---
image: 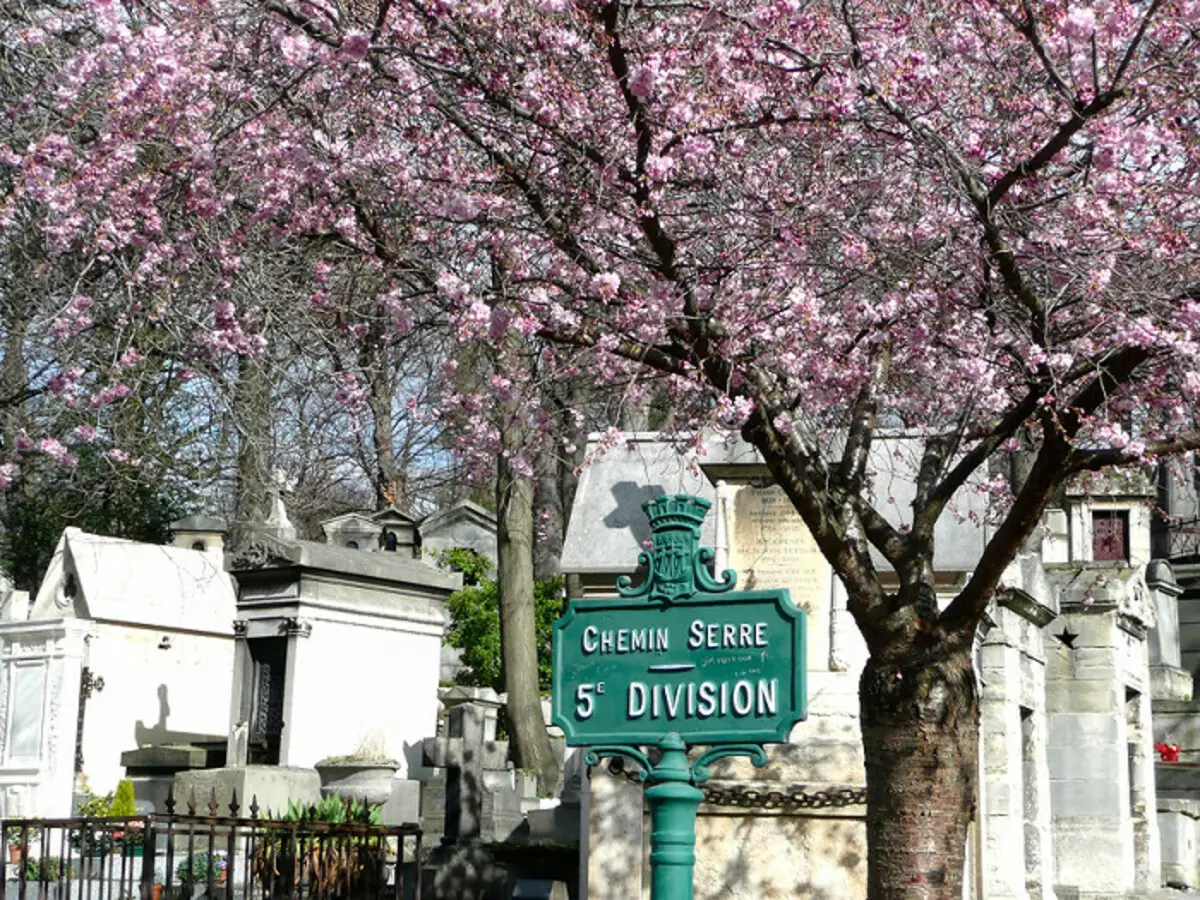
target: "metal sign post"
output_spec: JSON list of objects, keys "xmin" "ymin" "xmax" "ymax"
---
[{"xmin": 552, "ymin": 494, "xmax": 807, "ymax": 900}]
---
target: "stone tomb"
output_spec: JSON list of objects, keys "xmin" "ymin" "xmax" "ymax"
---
[
  {"xmin": 419, "ymin": 501, "xmax": 498, "ymax": 569},
  {"xmin": 224, "ymin": 532, "xmax": 459, "ymax": 778},
  {"xmin": 0, "ymin": 527, "xmax": 236, "ymax": 817}
]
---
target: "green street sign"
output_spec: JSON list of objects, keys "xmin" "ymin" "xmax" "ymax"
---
[
  {"xmin": 552, "ymin": 493, "xmax": 810, "ymax": 900},
  {"xmin": 551, "ymin": 494, "xmax": 807, "ymax": 746},
  {"xmin": 552, "ymin": 588, "xmax": 806, "ymax": 745}
]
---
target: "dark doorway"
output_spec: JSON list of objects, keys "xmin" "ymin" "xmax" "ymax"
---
[{"xmin": 247, "ymin": 638, "xmax": 288, "ymax": 765}]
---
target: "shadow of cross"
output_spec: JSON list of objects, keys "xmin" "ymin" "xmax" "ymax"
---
[{"xmin": 422, "ymin": 701, "xmax": 518, "ymax": 843}]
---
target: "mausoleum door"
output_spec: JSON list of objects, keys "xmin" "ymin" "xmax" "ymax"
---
[{"xmin": 247, "ymin": 638, "xmax": 287, "ymax": 765}]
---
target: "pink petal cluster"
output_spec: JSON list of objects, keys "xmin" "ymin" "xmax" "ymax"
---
[{"xmin": 2, "ymin": 0, "xmax": 1199, "ymax": 521}]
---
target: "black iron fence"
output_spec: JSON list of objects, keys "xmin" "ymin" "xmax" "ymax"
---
[{"xmin": 2, "ymin": 791, "xmax": 421, "ymax": 900}]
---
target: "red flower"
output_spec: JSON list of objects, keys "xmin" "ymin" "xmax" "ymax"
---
[{"xmin": 1155, "ymin": 742, "xmax": 1181, "ymax": 763}]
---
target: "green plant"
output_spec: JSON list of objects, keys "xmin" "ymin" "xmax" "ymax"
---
[
  {"xmin": 20, "ymin": 857, "xmax": 63, "ymax": 882},
  {"xmin": 176, "ymin": 852, "xmax": 227, "ymax": 884},
  {"xmin": 72, "ymin": 783, "xmax": 144, "ymax": 854},
  {"xmin": 0, "ymin": 447, "xmax": 192, "ymax": 594},
  {"xmin": 436, "ymin": 548, "xmax": 561, "ymax": 691},
  {"xmin": 253, "ymin": 797, "xmax": 386, "ymax": 900},
  {"xmin": 6, "ymin": 824, "xmax": 39, "ymax": 850},
  {"xmin": 110, "ymin": 780, "xmax": 137, "ymax": 817},
  {"xmin": 77, "ymin": 788, "xmax": 115, "ymax": 818},
  {"xmin": 275, "ymin": 796, "xmax": 382, "ymax": 825}
]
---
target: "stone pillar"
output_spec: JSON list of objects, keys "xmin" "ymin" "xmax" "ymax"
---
[
  {"xmin": 586, "ymin": 766, "xmax": 645, "ymax": 900},
  {"xmin": 1044, "ymin": 604, "xmax": 1136, "ymax": 894},
  {"xmin": 226, "ymin": 619, "xmax": 250, "ymax": 766},
  {"xmin": 979, "ymin": 629, "xmax": 1028, "ymax": 899},
  {"xmin": 1128, "ymin": 685, "xmax": 1161, "ymax": 892},
  {"xmin": 713, "ymin": 479, "xmax": 732, "ymax": 575},
  {"xmin": 1147, "ymin": 562, "xmax": 1192, "ymax": 704},
  {"xmin": 1157, "ymin": 798, "xmax": 1200, "ymax": 889},
  {"xmin": 1020, "ymin": 651, "xmax": 1055, "ymax": 900},
  {"xmin": 979, "ymin": 600, "xmax": 1055, "ymax": 900},
  {"xmin": 0, "ymin": 618, "xmax": 91, "ymax": 818}
]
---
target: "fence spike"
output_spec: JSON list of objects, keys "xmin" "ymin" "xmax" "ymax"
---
[
  {"xmin": 165, "ymin": 785, "xmax": 177, "ymax": 815},
  {"xmin": 208, "ymin": 787, "xmax": 219, "ymax": 816},
  {"xmin": 187, "ymin": 787, "xmax": 198, "ymax": 815},
  {"xmin": 228, "ymin": 788, "xmax": 240, "ymax": 817},
  {"xmin": 249, "ymin": 795, "xmax": 260, "ymax": 819}
]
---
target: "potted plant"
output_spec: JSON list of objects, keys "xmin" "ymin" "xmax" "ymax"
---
[
  {"xmin": 252, "ymin": 797, "xmax": 385, "ymax": 900},
  {"xmin": 176, "ymin": 851, "xmax": 228, "ymax": 887},
  {"xmin": 5, "ymin": 825, "xmax": 36, "ymax": 863},
  {"xmin": 314, "ymin": 734, "xmax": 398, "ymax": 805},
  {"xmin": 71, "ymin": 780, "xmax": 143, "ymax": 856},
  {"xmin": 19, "ymin": 856, "xmax": 65, "ymax": 884}
]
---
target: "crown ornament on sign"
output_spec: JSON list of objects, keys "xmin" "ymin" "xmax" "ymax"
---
[
  {"xmin": 642, "ymin": 494, "xmax": 712, "ymax": 535},
  {"xmin": 617, "ymin": 493, "xmax": 737, "ymax": 603}
]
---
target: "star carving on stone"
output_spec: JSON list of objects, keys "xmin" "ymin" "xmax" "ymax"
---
[{"xmin": 1055, "ymin": 627, "xmax": 1079, "ymax": 649}]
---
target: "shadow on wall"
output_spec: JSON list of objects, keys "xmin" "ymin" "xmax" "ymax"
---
[
  {"xmin": 605, "ymin": 482, "xmax": 670, "ymax": 553},
  {"xmin": 590, "ymin": 766, "xmax": 647, "ymax": 899},
  {"xmin": 402, "ymin": 740, "xmax": 428, "ymax": 780},
  {"xmin": 694, "ymin": 811, "xmax": 866, "ymax": 900},
  {"xmin": 134, "ymin": 684, "xmax": 222, "ymax": 748}
]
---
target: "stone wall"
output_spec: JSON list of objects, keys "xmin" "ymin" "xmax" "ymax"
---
[
  {"xmin": 584, "ymin": 671, "xmax": 867, "ymax": 900},
  {"xmin": 1043, "ymin": 567, "xmax": 1161, "ymax": 897},
  {"xmin": 978, "ymin": 603, "xmax": 1055, "ymax": 900},
  {"xmin": 83, "ymin": 620, "xmax": 233, "ymax": 794}
]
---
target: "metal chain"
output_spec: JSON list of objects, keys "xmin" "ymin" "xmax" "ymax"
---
[
  {"xmin": 700, "ymin": 784, "xmax": 867, "ymax": 809},
  {"xmin": 606, "ymin": 760, "xmax": 867, "ymax": 809}
]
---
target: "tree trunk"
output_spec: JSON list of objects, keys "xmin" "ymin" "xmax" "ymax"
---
[
  {"xmin": 496, "ymin": 449, "xmax": 562, "ymax": 791},
  {"xmin": 0, "ymin": 295, "xmax": 28, "ymax": 450},
  {"xmin": 367, "ymin": 366, "xmax": 399, "ymax": 509},
  {"xmin": 231, "ymin": 351, "xmax": 273, "ymax": 549},
  {"xmin": 859, "ymin": 644, "xmax": 978, "ymax": 900}
]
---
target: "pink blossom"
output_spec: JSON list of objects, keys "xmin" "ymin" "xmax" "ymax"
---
[
  {"xmin": 91, "ymin": 384, "xmax": 132, "ymax": 408},
  {"xmin": 1062, "ymin": 7, "xmax": 1096, "ymax": 41},
  {"xmin": 0, "ymin": 462, "xmax": 17, "ymax": 490},
  {"xmin": 436, "ymin": 272, "xmax": 469, "ymax": 302},
  {"xmin": 71, "ymin": 424, "xmax": 97, "ymax": 443},
  {"xmin": 627, "ymin": 62, "xmax": 661, "ymax": 100},
  {"xmin": 116, "ymin": 348, "xmax": 142, "ymax": 370},
  {"xmin": 644, "ymin": 154, "xmax": 675, "ymax": 181},
  {"xmin": 342, "ymin": 32, "xmax": 370, "ymax": 62},
  {"xmin": 280, "ymin": 33, "xmax": 311, "ymax": 66},
  {"xmin": 40, "ymin": 438, "xmax": 77, "ymax": 467},
  {"xmin": 333, "ymin": 370, "xmax": 369, "ymax": 414},
  {"xmin": 460, "ymin": 300, "xmax": 492, "ymax": 338},
  {"xmin": 589, "ymin": 272, "xmax": 621, "ymax": 299}
]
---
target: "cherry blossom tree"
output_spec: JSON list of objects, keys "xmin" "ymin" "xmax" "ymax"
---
[{"xmin": 5, "ymin": 0, "xmax": 1200, "ymax": 894}]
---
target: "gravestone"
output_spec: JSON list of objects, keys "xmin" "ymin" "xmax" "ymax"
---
[
  {"xmin": 727, "ymin": 483, "xmax": 832, "ymax": 669},
  {"xmin": 421, "ymin": 701, "xmax": 522, "ymax": 845}
]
